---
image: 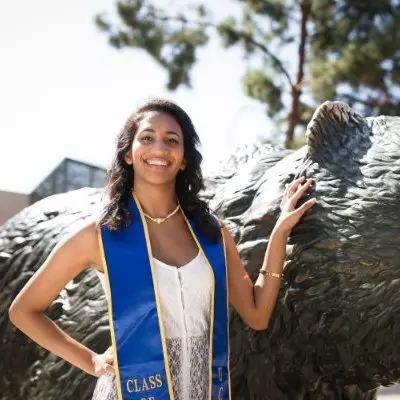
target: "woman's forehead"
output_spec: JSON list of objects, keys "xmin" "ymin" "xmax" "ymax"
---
[{"xmin": 139, "ymin": 111, "xmax": 181, "ymax": 131}]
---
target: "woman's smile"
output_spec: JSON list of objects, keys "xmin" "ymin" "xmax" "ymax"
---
[{"xmin": 143, "ymin": 157, "xmax": 172, "ymax": 170}]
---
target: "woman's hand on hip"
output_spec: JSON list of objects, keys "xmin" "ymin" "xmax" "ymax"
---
[{"xmin": 92, "ymin": 346, "xmax": 115, "ymax": 377}]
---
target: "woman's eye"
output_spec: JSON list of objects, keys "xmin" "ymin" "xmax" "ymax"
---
[
  {"xmin": 141, "ymin": 136, "xmax": 152, "ymax": 142},
  {"xmin": 167, "ymin": 138, "xmax": 179, "ymax": 144}
]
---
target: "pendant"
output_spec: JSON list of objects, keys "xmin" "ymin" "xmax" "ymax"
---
[{"xmin": 155, "ymin": 218, "xmax": 164, "ymax": 224}]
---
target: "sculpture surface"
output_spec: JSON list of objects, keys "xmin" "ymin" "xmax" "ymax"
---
[{"xmin": 1, "ymin": 102, "xmax": 399, "ymax": 399}]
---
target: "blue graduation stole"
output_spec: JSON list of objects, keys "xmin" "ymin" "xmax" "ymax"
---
[{"xmin": 97, "ymin": 191, "xmax": 231, "ymax": 399}]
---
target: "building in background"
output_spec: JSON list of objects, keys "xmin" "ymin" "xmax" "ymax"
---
[{"xmin": 0, "ymin": 158, "xmax": 107, "ymax": 225}]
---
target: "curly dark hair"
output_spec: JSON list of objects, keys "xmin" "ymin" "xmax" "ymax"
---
[{"xmin": 99, "ymin": 98, "xmax": 221, "ymax": 243}]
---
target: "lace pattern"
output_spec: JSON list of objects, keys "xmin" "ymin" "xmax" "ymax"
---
[
  {"xmin": 91, "ymin": 334, "xmax": 209, "ymax": 400},
  {"xmin": 166, "ymin": 334, "xmax": 209, "ymax": 400},
  {"xmin": 91, "ymin": 371, "xmax": 117, "ymax": 400},
  {"xmin": 188, "ymin": 334, "xmax": 209, "ymax": 400}
]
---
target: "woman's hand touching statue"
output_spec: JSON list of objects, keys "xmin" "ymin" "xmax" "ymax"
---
[{"xmin": 276, "ymin": 176, "xmax": 317, "ymax": 235}]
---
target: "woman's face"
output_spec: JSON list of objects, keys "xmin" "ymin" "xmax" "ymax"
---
[{"xmin": 124, "ymin": 111, "xmax": 186, "ymax": 186}]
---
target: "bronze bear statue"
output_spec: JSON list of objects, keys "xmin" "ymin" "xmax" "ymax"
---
[{"xmin": 1, "ymin": 101, "xmax": 399, "ymax": 399}]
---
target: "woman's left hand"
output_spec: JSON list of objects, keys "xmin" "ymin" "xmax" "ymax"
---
[{"xmin": 275, "ymin": 176, "xmax": 317, "ymax": 235}]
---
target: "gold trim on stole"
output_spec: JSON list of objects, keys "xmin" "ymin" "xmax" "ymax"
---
[
  {"xmin": 132, "ymin": 191, "xmax": 176, "ymax": 400},
  {"xmin": 96, "ymin": 225, "xmax": 124, "ymax": 400},
  {"xmin": 220, "ymin": 225, "xmax": 232, "ymax": 400}
]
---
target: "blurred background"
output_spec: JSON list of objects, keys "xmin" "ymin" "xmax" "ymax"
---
[{"xmin": 1, "ymin": 0, "xmax": 399, "ymax": 397}]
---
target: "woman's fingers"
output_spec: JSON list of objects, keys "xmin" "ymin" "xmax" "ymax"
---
[
  {"xmin": 291, "ymin": 178, "xmax": 313, "ymax": 201},
  {"xmin": 104, "ymin": 363, "xmax": 115, "ymax": 374},
  {"xmin": 105, "ymin": 356, "xmax": 114, "ymax": 365},
  {"xmin": 104, "ymin": 347, "xmax": 114, "ymax": 365},
  {"xmin": 295, "ymin": 198, "xmax": 317, "ymax": 215},
  {"xmin": 284, "ymin": 179, "xmax": 312, "ymax": 204},
  {"xmin": 285, "ymin": 176, "xmax": 305, "ymax": 195},
  {"xmin": 93, "ymin": 348, "xmax": 116, "ymax": 377}
]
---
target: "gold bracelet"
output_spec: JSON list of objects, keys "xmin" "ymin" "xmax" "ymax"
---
[{"xmin": 259, "ymin": 269, "xmax": 283, "ymax": 279}]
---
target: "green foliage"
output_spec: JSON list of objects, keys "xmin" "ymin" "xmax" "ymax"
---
[
  {"xmin": 310, "ymin": 0, "xmax": 400, "ymax": 116},
  {"xmin": 242, "ymin": 70, "xmax": 283, "ymax": 117},
  {"xmin": 217, "ymin": 17, "xmax": 241, "ymax": 47},
  {"xmin": 95, "ymin": 1, "xmax": 210, "ymax": 89},
  {"xmin": 95, "ymin": 0, "xmax": 400, "ymax": 146}
]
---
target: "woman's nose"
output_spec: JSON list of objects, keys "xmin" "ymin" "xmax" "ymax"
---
[{"xmin": 151, "ymin": 139, "xmax": 169, "ymax": 152}]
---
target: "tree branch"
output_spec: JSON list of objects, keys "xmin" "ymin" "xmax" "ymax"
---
[
  {"xmin": 234, "ymin": 30, "xmax": 294, "ymax": 87},
  {"xmin": 341, "ymin": 93, "xmax": 374, "ymax": 107},
  {"xmin": 154, "ymin": 15, "xmax": 294, "ymax": 87}
]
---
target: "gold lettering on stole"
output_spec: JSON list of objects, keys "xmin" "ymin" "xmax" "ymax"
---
[
  {"xmin": 155, "ymin": 374, "xmax": 163, "ymax": 387},
  {"xmin": 218, "ymin": 367, "xmax": 223, "ymax": 382},
  {"xmin": 142, "ymin": 377, "xmax": 150, "ymax": 391},
  {"xmin": 148, "ymin": 375, "xmax": 156, "ymax": 389},
  {"xmin": 218, "ymin": 386, "xmax": 224, "ymax": 400},
  {"xmin": 127, "ymin": 379, "xmax": 141, "ymax": 393},
  {"xmin": 127, "ymin": 374, "xmax": 163, "ymax": 393},
  {"xmin": 127, "ymin": 380, "xmax": 134, "ymax": 393}
]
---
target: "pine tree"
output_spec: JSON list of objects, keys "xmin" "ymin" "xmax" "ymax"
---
[{"xmin": 95, "ymin": 0, "xmax": 400, "ymax": 148}]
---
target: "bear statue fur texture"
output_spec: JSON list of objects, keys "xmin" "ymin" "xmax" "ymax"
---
[{"xmin": 1, "ymin": 102, "xmax": 399, "ymax": 400}]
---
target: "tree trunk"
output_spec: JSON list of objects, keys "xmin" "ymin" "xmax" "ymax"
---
[{"xmin": 284, "ymin": 0, "xmax": 312, "ymax": 149}]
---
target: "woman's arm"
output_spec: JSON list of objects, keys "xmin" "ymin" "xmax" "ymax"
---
[
  {"xmin": 8, "ymin": 219, "xmax": 113, "ymax": 376},
  {"xmin": 223, "ymin": 225, "xmax": 289, "ymax": 330},
  {"xmin": 225, "ymin": 176, "xmax": 317, "ymax": 330}
]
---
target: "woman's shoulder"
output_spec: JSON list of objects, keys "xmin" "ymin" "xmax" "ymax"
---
[{"xmin": 65, "ymin": 217, "xmax": 104, "ymax": 272}]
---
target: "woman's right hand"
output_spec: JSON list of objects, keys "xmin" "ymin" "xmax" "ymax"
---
[
  {"xmin": 92, "ymin": 346, "xmax": 115, "ymax": 377},
  {"xmin": 8, "ymin": 220, "xmax": 113, "ymax": 379}
]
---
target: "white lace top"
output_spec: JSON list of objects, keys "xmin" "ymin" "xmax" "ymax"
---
[{"xmin": 95, "ymin": 251, "xmax": 212, "ymax": 400}]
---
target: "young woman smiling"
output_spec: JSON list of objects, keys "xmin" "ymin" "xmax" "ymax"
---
[{"xmin": 9, "ymin": 99, "xmax": 317, "ymax": 400}]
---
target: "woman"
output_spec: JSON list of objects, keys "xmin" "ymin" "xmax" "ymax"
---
[{"xmin": 9, "ymin": 99, "xmax": 317, "ymax": 400}]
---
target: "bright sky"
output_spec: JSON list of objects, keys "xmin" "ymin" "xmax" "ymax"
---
[{"xmin": 0, "ymin": 0, "xmax": 275, "ymax": 194}]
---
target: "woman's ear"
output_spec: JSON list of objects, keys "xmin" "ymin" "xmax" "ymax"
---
[
  {"xmin": 124, "ymin": 151, "xmax": 132, "ymax": 165},
  {"xmin": 180, "ymin": 159, "xmax": 187, "ymax": 171}
]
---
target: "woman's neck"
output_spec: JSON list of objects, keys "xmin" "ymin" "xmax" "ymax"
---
[{"xmin": 133, "ymin": 182, "xmax": 179, "ymax": 218}]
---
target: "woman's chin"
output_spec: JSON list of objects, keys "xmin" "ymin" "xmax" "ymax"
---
[{"xmin": 136, "ymin": 174, "xmax": 177, "ymax": 187}]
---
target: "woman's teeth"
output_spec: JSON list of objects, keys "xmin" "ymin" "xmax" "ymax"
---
[{"xmin": 145, "ymin": 159, "xmax": 168, "ymax": 166}]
